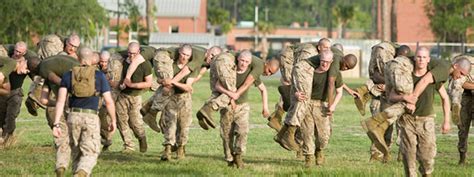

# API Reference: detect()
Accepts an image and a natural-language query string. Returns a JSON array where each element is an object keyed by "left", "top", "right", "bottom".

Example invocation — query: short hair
[
  {"left": 67, "top": 34, "right": 81, "bottom": 47},
  {"left": 343, "top": 54, "right": 358, "bottom": 70},
  {"left": 208, "top": 46, "right": 222, "bottom": 53},
  {"left": 15, "top": 41, "right": 27, "bottom": 50},
  {"left": 78, "top": 47, "right": 94, "bottom": 63},
  {"left": 416, "top": 46, "right": 430, "bottom": 55},
  {"left": 318, "top": 38, "right": 331, "bottom": 46},
  {"left": 179, "top": 44, "right": 192, "bottom": 53},
  {"left": 453, "top": 56, "right": 472, "bottom": 73},
  {"left": 27, "top": 56, "right": 41, "bottom": 74},
  {"left": 100, "top": 51, "right": 111, "bottom": 61},
  {"left": 238, "top": 49, "right": 252, "bottom": 60},
  {"left": 319, "top": 50, "right": 333, "bottom": 61},
  {"left": 396, "top": 45, "right": 411, "bottom": 57}
]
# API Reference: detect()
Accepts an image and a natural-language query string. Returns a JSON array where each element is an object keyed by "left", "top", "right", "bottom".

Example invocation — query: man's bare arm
[{"left": 438, "top": 85, "right": 451, "bottom": 134}]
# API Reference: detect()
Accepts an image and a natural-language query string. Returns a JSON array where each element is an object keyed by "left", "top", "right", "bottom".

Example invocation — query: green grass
[{"left": 0, "top": 75, "right": 473, "bottom": 176}]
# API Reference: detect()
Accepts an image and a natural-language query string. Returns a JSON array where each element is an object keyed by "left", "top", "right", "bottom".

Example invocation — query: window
[
  {"left": 108, "top": 31, "right": 118, "bottom": 45},
  {"left": 170, "top": 25, "right": 179, "bottom": 33}
]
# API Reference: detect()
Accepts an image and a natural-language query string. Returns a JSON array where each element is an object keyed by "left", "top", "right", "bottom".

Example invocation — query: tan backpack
[{"left": 71, "top": 66, "right": 96, "bottom": 97}]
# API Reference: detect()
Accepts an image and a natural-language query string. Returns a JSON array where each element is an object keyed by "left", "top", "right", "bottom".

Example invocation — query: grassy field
[{"left": 0, "top": 75, "right": 473, "bottom": 176}]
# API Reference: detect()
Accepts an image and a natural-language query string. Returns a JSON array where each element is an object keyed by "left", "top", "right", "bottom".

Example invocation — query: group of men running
[{"left": 0, "top": 34, "right": 472, "bottom": 176}]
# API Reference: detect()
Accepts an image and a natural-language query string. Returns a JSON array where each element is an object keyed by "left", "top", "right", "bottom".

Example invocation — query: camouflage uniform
[
  {"left": 150, "top": 49, "right": 174, "bottom": 112},
  {"left": 67, "top": 112, "right": 101, "bottom": 175},
  {"left": 398, "top": 114, "right": 437, "bottom": 176},
  {"left": 98, "top": 55, "right": 123, "bottom": 147},
  {"left": 383, "top": 56, "right": 414, "bottom": 124},
  {"left": 220, "top": 103, "right": 250, "bottom": 162},
  {"left": 458, "top": 91, "right": 474, "bottom": 158},
  {"left": 26, "top": 34, "right": 64, "bottom": 115},
  {"left": 116, "top": 59, "right": 152, "bottom": 151},
  {"left": 283, "top": 44, "right": 318, "bottom": 127},
  {"left": 46, "top": 93, "right": 70, "bottom": 170},
  {"left": 301, "top": 100, "right": 331, "bottom": 155},
  {"left": 205, "top": 52, "right": 236, "bottom": 110},
  {"left": 368, "top": 42, "right": 396, "bottom": 115},
  {"left": 162, "top": 92, "right": 192, "bottom": 146},
  {"left": 448, "top": 55, "right": 474, "bottom": 124},
  {"left": 116, "top": 93, "right": 145, "bottom": 150}
]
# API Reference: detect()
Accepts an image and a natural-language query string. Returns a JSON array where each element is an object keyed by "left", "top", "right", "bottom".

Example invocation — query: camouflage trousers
[
  {"left": 0, "top": 88, "right": 23, "bottom": 137},
  {"left": 150, "top": 50, "right": 175, "bottom": 112},
  {"left": 300, "top": 100, "right": 332, "bottom": 155},
  {"left": 206, "top": 52, "right": 236, "bottom": 110},
  {"left": 369, "top": 96, "right": 395, "bottom": 157},
  {"left": 457, "top": 94, "right": 474, "bottom": 154},
  {"left": 98, "top": 91, "right": 119, "bottom": 146},
  {"left": 284, "top": 60, "right": 314, "bottom": 127},
  {"left": 67, "top": 112, "right": 100, "bottom": 174},
  {"left": 278, "top": 45, "right": 295, "bottom": 84},
  {"left": 220, "top": 103, "right": 250, "bottom": 162},
  {"left": 399, "top": 114, "right": 436, "bottom": 177},
  {"left": 162, "top": 93, "right": 192, "bottom": 146},
  {"left": 45, "top": 92, "right": 71, "bottom": 170},
  {"left": 449, "top": 76, "right": 467, "bottom": 125},
  {"left": 116, "top": 93, "right": 145, "bottom": 150}
]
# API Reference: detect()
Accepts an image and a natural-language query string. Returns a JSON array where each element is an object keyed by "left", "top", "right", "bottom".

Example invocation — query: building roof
[
  {"left": 149, "top": 33, "right": 226, "bottom": 47},
  {"left": 98, "top": 0, "right": 201, "bottom": 18}
]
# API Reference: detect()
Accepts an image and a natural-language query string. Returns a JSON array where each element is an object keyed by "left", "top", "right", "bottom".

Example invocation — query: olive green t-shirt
[
  {"left": 413, "top": 73, "right": 442, "bottom": 116},
  {"left": 140, "top": 46, "right": 157, "bottom": 61},
  {"left": 166, "top": 46, "right": 206, "bottom": 72},
  {"left": 248, "top": 56, "right": 264, "bottom": 81},
  {"left": 427, "top": 59, "right": 450, "bottom": 84},
  {"left": 0, "top": 57, "right": 17, "bottom": 83},
  {"left": 310, "top": 70, "right": 343, "bottom": 101},
  {"left": 38, "top": 55, "right": 80, "bottom": 93},
  {"left": 38, "top": 55, "right": 79, "bottom": 79},
  {"left": 121, "top": 59, "right": 153, "bottom": 96},
  {"left": 235, "top": 67, "right": 262, "bottom": 104},
  {"left": 173, "top": 62, "right": 199, "bottom": 94}
]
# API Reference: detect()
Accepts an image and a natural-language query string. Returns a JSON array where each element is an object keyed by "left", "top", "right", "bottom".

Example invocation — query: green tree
[
  {"left": 426, "top": 0, "right": 474, "bottom": 42},
  {"left": 333, "top": 4, "right": 356, "bottom": 38},
  {"left": 208, "top": 7, "right": 234, "bottom": 35},
  {"left": 0, "top": 0, "right": 107, "bottom": 46}
]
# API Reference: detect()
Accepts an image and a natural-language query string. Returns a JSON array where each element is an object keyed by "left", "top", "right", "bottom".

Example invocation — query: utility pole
[{"left": 254, "top": 2, "right": 259, "bottom": 48}]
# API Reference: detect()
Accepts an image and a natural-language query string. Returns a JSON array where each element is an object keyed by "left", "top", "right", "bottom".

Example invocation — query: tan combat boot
[
  {"left": 55, "top": 167, "right": 65, "bottom": 177},
  {"left": 369, "top": 152, "right": 383, "bottom": 162},
  {"left": 267, "top": 106, "right": 285, "bottom": 132},
  {"left": 138, "top": 137, "right": 148, "bottom": 153},
  {"left": 140, "top": 98, "right": 153, "bottom": 116},
  {"left": 364, "top": 112, "right": 390, "bottom": 163},
  {"left": 161, "top": 145, "right": 172, "bottom": 161},
  {"left": 274, "top": 124, "right": 300, "bottom": 151},
  {"left": 233, "top": 154, "right": 244, "bottom": 169},
  {"left": 196, "top": 103, "right": 215, "bottom": 129},
  {"left": 315, "top": 150, "right": 325, "bottom": 165},
  {"left": 25, "top": 97, "right": 39, "bottom": 116},
  {"left": 143, "top": 109, "right": 161, "bottom": 133},
  {"left": 75, "top": 169, "right": 88, "bottom": 177},
  {"left": 304, "top": 155, "right": 315, "bottom": 168},
  {"left": 176, "top": 145, "right": 185, "bottom": 160},
  {"left": 353, "top": 85, "right": 370, "bottom": 116},
  {"left": 459, "top": 152, "right": 468, "bottom": 165}
]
